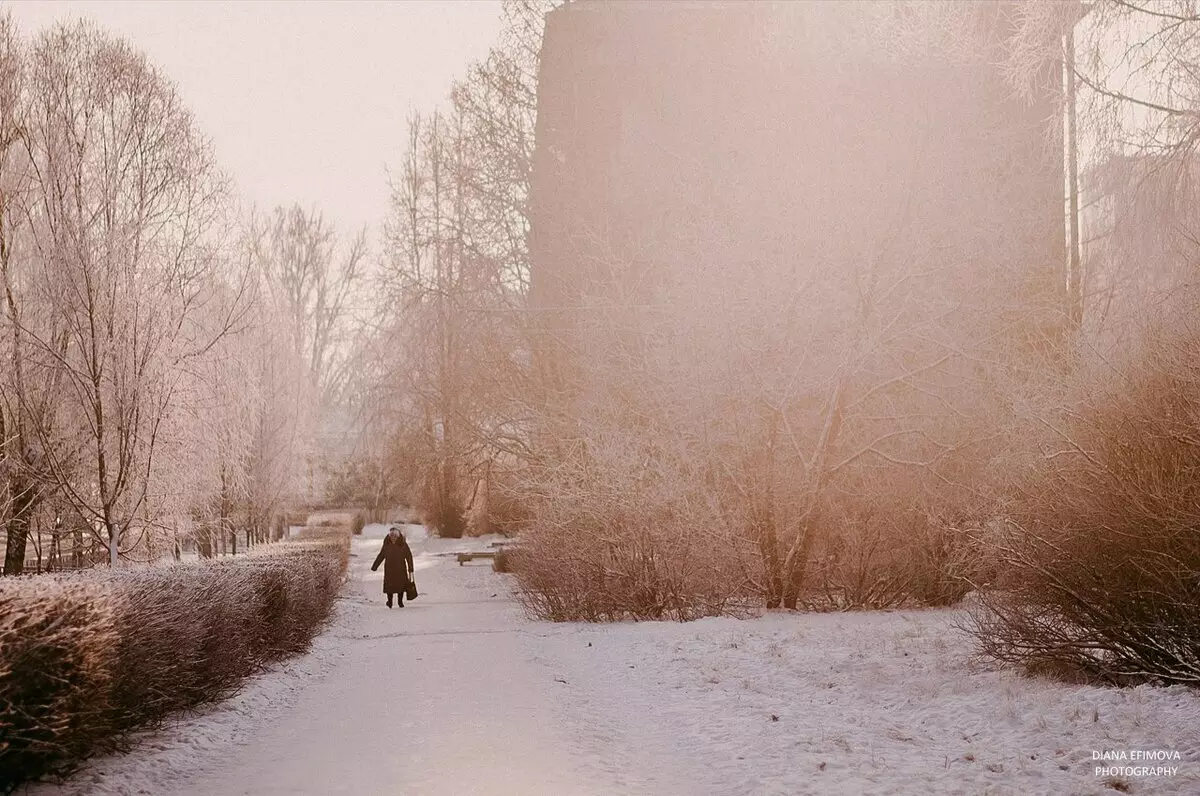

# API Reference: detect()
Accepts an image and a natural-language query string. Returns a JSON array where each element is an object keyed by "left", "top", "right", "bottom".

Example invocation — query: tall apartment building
[{"left": 529, "top": 1, "right": 1068, "bottom": 396}]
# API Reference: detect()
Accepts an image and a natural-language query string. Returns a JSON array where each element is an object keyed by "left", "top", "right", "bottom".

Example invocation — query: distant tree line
[{"left": 0, "top": 16, "right": 363, "bottom": 573}]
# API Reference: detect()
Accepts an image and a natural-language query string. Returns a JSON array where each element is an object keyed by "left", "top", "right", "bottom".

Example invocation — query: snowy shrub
[
  {"left": 805, "top": 503, "right": 981, "bottom": 610},
  {"left": 0, "top": 580, "right": 116, "bottom": 789},
  {"left": 421, "top": 489, "right": 468, "bottom": 539},
  {"left": 0, "top": 535, "right": 349, "bottom": 790},
  {"left": 899, "top": 517, "right": 982, "bottom": 607},
  {"left": 510, "top": 433, "right": 757, "bottom": 622},
  {"left": 967, "top": 347, "right": 1200, "bottom": 687}
]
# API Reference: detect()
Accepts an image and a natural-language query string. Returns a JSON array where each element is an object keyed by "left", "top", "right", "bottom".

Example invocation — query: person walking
[{"left": 371, "top": 525, "right": 414, "bottom": 608}]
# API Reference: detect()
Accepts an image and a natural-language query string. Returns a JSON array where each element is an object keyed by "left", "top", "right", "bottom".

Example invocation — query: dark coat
[{"left": 371, "top": 535, "right": 413, "bottom": 594}]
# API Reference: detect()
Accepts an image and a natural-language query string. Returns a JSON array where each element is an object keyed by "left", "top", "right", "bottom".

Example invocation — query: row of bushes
[
  {"left": 505, "top": 490, "right": 974, "bottom": 622},
  {"left": 492, "top": 338, "right": 1200, "bottom": 689},
  {"left": 292, "top": 509, "right": 368, "bottom": 536},
  {"left": 0, "top": 533, "right": 349, "bottom": 792}
]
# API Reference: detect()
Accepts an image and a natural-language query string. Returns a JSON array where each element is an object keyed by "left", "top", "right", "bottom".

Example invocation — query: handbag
[{"left": 405, "top": 579, "right": 418, "bottom": 601}]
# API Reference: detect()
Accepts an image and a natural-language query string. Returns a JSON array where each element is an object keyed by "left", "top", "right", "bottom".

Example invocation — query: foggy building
[{"left": 529, "top": 0, "right": 1068, "bottom": 398}]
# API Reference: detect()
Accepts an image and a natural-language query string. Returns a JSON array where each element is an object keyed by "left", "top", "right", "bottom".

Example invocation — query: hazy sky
[{"left": 3, "top": 0, "right": 505, "bottom": 239}]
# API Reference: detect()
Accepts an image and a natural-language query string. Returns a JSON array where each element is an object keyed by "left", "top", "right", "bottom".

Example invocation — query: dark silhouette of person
[{"left": 371, "top": 526, "right": 414, "bottom": 608}]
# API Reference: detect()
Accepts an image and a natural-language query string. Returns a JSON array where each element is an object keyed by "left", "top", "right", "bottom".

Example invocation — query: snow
[
  {"left": 26, "top": 523, "right": 1200, "bottom": 795},
  {"left": 531, "top": 611, "right": 1200, "bottom": 795}
]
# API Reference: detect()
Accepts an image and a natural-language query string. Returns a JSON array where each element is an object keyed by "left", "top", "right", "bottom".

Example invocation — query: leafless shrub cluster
[
  {"left": 0, "top": 534, "right": 349, "bottom": 790},
  {"left": 800, "top": 502, "right": 984, "bottom": 611},
  {"left": 950, "top": 0, "right": 1200, "bottom": 687},
  {"left": 966, "top": 318, "right": 1200, "bottom": 687},
  {"left": 492, "top": 545, "right": 515, "bottom": 573},
  {"left": 509, "top": 426, "right": 757, "bottom": 622}
]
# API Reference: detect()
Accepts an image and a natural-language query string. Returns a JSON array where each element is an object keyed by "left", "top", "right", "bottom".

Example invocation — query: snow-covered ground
[
  {"left": 27, "top": 524, "right": 1200, "bottom": 795},
  {"left": 531, "top": 611, "right": 1200, "bottom": 795}
]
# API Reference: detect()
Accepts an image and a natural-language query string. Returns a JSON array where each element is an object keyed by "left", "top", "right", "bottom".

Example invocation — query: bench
[{"left": 457, "top": 551, "right": 497, "bottom": 565}]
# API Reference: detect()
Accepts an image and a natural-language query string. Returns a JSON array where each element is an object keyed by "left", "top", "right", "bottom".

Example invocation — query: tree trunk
[
  {"left": 757, "top": 410, "right": 784, "bottom": 608},
  {"left": 107, "top": 522, "right": 119, "bottom": 567},
  {"left": 433, "top": 410, "right": 466, "bottom": 537},
  {"left": 2, "top": 478, "right": 36, "bottom": 576},
  {"left": 778, "top": 376, "right": 846, "bottom": 610},
  {"left": 757, "top": 514, "right": 784, "bottom": 609},
  {"left": 780, "top": 509, "right": 821, "bottom": 610},
  {"left": 197, "top": 520, "right": 213, "bottom": 558},
  {"left": 49, "top": 529, "right": 61, "bottom": 572},
  {"left": 1066, "top": 24, "right": 1082, "bottom": 331}
]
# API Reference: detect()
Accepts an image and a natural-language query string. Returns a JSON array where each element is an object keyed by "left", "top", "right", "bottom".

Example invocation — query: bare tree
[
  {"left": 254, "top": 205, "right": 366, "bottom": 412},
  {"left": 0, "top": 15, "right": 81, "bottom": 575},
  {"left": 16, "top": 22, "right": 229, "bottom": 567},
  {"left": 380, "top": 111, "right": 467, "bottom": 535},
  {"left": 242, "top": 279, "right": 310, "bottom": 544},
  {"left": 0, "top": 11, "right": 43, "bottom": 575},
  {"left": 1008, "top": 0, "right": 1200, "bottom": 340},
  {"left": 251, "top": 204, "right": 365, "bottom": 505},
  {"left": 370, "top": 3, "right": 562, "bottom": 535}
]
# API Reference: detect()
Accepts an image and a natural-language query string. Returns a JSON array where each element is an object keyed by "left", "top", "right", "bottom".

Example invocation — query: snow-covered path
[
  {"left": 28, "top": 525, "right": 645, "bottom": 796},
  {"left": 165, "top": 526, "right": 613, "bottom": 796}
]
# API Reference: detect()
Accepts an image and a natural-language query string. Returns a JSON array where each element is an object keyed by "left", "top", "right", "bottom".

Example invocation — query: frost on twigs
[
  {"left": 965, "top": 331, "right": 1200, "bottom": 689},
  {"left": 507, "top": 431, "right": 759, "bottom": 623}
]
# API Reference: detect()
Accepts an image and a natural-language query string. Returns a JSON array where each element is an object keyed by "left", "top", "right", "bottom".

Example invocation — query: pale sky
[{"left": 2, "top": 0, "right": 505, "bottom": 239}]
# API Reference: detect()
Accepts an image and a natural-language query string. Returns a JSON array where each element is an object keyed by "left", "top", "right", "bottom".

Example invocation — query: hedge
[{"left": 0, "top": 534, "right": 349, "bottom": 791}]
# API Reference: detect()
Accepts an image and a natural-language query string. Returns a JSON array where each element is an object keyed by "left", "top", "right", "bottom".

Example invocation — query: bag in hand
[{"left": 405, "top": 579, "right": 418, "bottom": 601}]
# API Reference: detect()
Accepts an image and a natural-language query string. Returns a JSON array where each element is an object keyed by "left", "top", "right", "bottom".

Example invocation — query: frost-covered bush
[
  {"left": 468, "top": 468, "right": 532, "bottom": 538},
  {"left": 510, "top": 433, "right": 757, "bottom": 622},
  {"left": 0, "top": 535, "right": 349, "bottom": 790},
  {"left": 492, "top": 545, "right": 515, "bottom": 573},
  {"left": 967, "top": 345, "right": 1200, "bottom": 687},
  {"left": 803, "top": 500, "right": 982, "bottom": 611}
]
